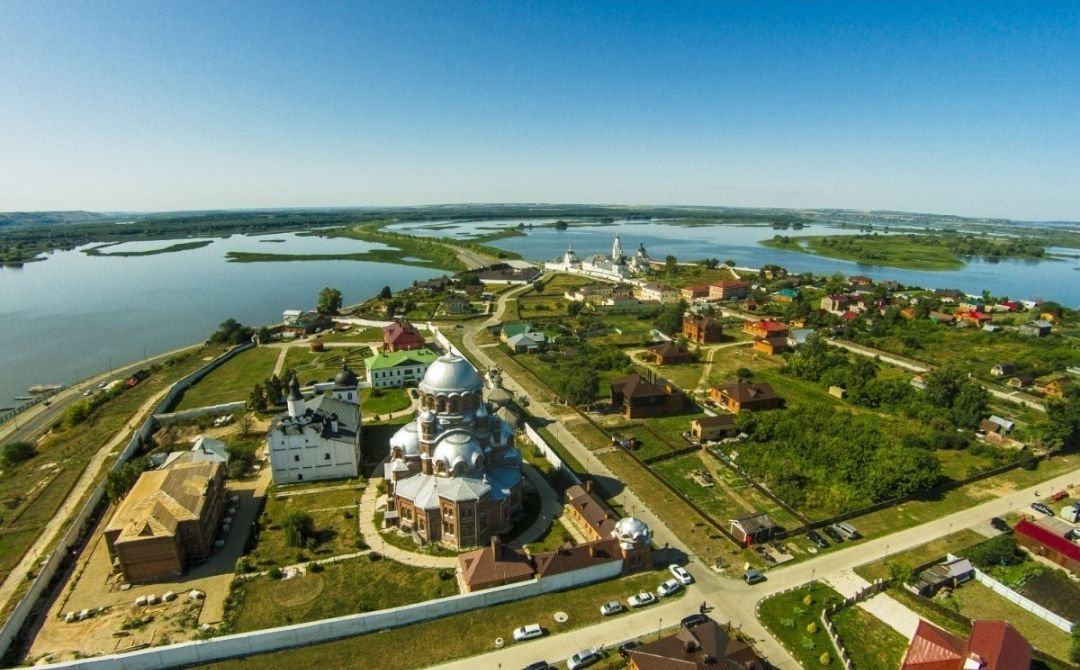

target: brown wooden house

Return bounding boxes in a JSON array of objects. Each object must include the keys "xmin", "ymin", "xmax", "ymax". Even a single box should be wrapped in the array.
[{"xmin": 611, "ymin": 373, "xmax": 689, "ymax": 419}]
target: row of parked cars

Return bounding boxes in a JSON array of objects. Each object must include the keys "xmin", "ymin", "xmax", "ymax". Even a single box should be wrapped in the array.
[
  {"xmin": 518, "ymin": 565, "xmax": 695, "ymax": 670},
  {"xmin": 806, "ymin": 521, "xmax": 861, "ymax": 549}
]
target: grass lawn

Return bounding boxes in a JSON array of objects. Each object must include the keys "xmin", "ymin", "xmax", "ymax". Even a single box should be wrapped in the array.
[
  {"xmin": 202, "ymin": 570, "xmax": 678, "ymax": 670},
  {"xmin": 359, "ymin": 387, "xmax": 412, "ymax": 417},
  {"xmin": 230, "ymin": 555, "xmax": 460, "ymax": 632},
  {"xmin": 594, "ymin": 449, "xmax": 734, "ymax": 566},
  {"xmin": 176, "ymin": 347, "xmax": 281, "ymax": 410},
  {"xmin": 0, "ymin": 345, "xmax": 230, "ymax": 584},
  {"xmin": 947, "ymin": 581, "xmax": 1073, "ymax": 659},
  {"xmin": 653, "ymin": 454, "xmax": 803, "ymax": 531},
  {"xmin": 282, "ymin": 346, "xmax": 370, "ymax": 386},
  {"xmin": 309, "ymin": 327, "xmax": 381, "ymax": 343},
  {"xmin": 830, "ymin": 606, "xmax": 909, "ymax": 669},
  {"xmin": 854, "ymin": 529, "xmax": 986, "ymax": 582},
  {"xmin": 251, "ymin": 488, "xmax": 362, "ymax": 567},
  {"xmin": 525, "ymin": 517, "xmax": 575, "ymax": 554},
  {"xmin": 757, "ymin": 581, "xmax": 845, "ymax": 669}
]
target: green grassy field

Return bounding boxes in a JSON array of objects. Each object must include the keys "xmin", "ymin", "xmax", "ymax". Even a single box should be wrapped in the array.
[
  {"xmin": 250, "ymin": 487, "xmax": 362, "ymax": 567},
  {"xmin": 230, "ymin": 556, "xmax": 459, "ymax": 632},
  {"xmin": 176, "ymin": 347, "xmax": 281, "ymax": 409},
  {"xmin": 201, "ymin": 570, "xmax": 679, "ymax": 670},
  {"xmin": 830, "ymin": 606, "xmax": 909, "ymax": 669},
  {"xmin": 757, "ymin": 582, "xmax": 845, "ymax": 669},
  {"xmin": 654, "ymin": 453, "xmax": 802, "ymax": 527},
  {"xmin": 359, "ymin": 387, "xmax": 412, "ymax": 417},
  {"xmin": 282, "ymin": 346, "xmax": 370, "ymax": 385}
]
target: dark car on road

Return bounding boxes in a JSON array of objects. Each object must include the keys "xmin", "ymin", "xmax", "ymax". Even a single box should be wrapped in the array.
[
  {"xmin": 989, "ymin": 517, "xmax": 1011, "ymax": 533},
  {"xmin": 822, "ymin": 525, "xmax": 844, "ymax": 543},
  {"xmin": 521, "ymin": 663, "xmax": 551, "ymax": 670},
  {"xmin": 681, "ymin": 613, "xmax": 708, "ymax": 628},
  {"xmin": 618, "ymin": 641, "xmax": 641, "ymax": 658},
  {"xmin": 1031, "ymin": 502, "xmax": 1054, "ymax": 517},
  {"xmin": 806, "ymin": 530, "xmax": 829, "ymax": 549}
]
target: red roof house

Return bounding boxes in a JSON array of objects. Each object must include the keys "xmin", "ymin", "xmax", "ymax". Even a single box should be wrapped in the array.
[
  {"xmin": 382, "ymin": 319, "xmax": 426, "ymax": 352},
  {"xmin": 1014, "ymin": 517, "xmax": 1080, "ymax": 573},
  {"xmin": 742, "ymin": 319, "xmax": 789, "ymax": 339},
  {"xmin": 901, "ymin": 620, "xmax": 1031, "ymax": 670}
]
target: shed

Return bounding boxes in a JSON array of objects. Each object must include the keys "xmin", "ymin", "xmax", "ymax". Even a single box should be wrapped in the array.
[{"xmin": 729, "ymin": 512, "xmax": 776, "ymax": 546}]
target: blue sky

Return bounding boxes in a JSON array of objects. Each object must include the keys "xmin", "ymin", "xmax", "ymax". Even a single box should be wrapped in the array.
[{"xmin": 1, "ymin": 1, "xmax": 1077, "ymax": 220}]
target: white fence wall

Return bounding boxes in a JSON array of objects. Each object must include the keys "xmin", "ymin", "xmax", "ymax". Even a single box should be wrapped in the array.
[
  {"xmin": 154, "ymin": 402, "xmax": 246, "ymax": 424},
  {"xmin": 973, "ymin": 568, "xmax": 1074, "ymax": 633},
  {"xmin": 523, "ymin": 424, "xmax": 581, "ymax": 486},
  {"xmin": 39, "ymin": 561, "xmax": 622, "ymax": 669}
]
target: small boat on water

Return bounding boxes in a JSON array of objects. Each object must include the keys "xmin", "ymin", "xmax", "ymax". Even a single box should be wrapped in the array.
[
  {"xmin": 14, "ymin": 396, "xmax": 34, "ymax": 401},
  {"xmin": 28, "ymin": 384, "xmax": 64, "ymax": 394}
]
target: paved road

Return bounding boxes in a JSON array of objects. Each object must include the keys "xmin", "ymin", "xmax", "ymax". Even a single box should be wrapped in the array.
[{"xmin": 0, "ymin": 343, "xmax": 200, "ymax": 445}]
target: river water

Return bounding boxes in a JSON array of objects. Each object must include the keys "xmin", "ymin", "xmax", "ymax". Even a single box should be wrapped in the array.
[
  {"xmin": 0, "ymin": 232, "xmax": 435, "ymax": 405},
  {"xmin": 484, "ymin": 221, "xmax": 1079, "ymax": 304},
  {"xmin": 2, "ymin": 220, "xmax": 1076, "ymax": 407}
]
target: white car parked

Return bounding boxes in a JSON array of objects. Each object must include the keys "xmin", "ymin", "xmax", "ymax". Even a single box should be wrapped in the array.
[
  {"xmin": 513, "ymin": 623, "xmax": 544, "ymax": 641},
  {"xmin": 656, "ymin": 579, "xmax": 682, "ymax": 598},
  {"xmin": 628, "ymin": 591, "xmax": 657, "ymax": 608},
  {"xmin": 599, "ymin": 600, "xmax": 624, "ymax": 616},
  {"xmin": 668, "ymin": 564, "xmax": 694, "ymax": 585}
]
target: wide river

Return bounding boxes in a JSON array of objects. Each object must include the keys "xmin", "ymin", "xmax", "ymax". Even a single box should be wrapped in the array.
[
  {"xmin": 1, "ymin": 219, "xmax": 1076, "ymax": 407},
  {"xmin": 0, "ymin": 232, "xmax": 435, "ymax": 406},
  {"xmin": 389, "ymin": 218, "xmax": 1080, "ymax": 305}
]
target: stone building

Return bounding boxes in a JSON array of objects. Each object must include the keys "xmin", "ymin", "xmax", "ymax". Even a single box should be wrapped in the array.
[
  {"xmin": 104, "ymin": 461, "xmax": 226, "ymax": 583},
  {"xmin": 384, "ymin": 353, "xmax": 523, "ymax": 549}
]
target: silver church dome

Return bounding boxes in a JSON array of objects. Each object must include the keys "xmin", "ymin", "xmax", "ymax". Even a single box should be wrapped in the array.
[
  {"xmin": 431, "ymin": 431, "xmax": 484, "ymax": 474},
  {"xmin": 390, "ymin": 422, "xmax": 421, "ymax": 458},
  {"xmin": 613, "ymin": 517, "xmax": 652, "ymax": 545},
  {"xmin": 419, "ymin": 353, "xmax": 484, "ymax": 395}
]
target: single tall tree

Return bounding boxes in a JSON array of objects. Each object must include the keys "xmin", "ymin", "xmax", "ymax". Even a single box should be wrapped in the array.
[{"xmin": 317, "ymin": 287, "xmax": 343, "ymax": 315}]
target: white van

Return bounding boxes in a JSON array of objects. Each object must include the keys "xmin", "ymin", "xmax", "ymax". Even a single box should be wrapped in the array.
[{"xmin": 835, "ymin": 522, "xmax": 861, "ymax": 540}]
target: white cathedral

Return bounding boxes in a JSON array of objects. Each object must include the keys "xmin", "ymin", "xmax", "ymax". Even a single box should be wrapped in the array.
[{"xmin": 544, "ymin": 234, "xmax": 651, "ymax": 281}]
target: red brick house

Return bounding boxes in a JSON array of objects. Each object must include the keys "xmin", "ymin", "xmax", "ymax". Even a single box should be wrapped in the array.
[
  {"xmin": 382, "ymin": 319, "xmax": 426, "ymax": 352},
  {"xmin": 682, "ymin": 314, "xmax": 723, "ymax": 344}
]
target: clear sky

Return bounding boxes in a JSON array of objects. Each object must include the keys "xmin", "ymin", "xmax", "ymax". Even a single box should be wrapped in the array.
[{"xmin": 1, "ymin": 1, "xmax": 1078, "ymax": 220}]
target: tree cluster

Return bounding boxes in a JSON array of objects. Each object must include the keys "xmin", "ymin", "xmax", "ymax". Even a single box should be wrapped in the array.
[
  {"xmin": 734, "ymin": 405, "xmax": 943, "ymax": 512},
  {"xmin": 0, "ymin": 441, "xmax": 36, "ymax": 467},
  {"xmin": 106, "ymin": 458, "xmax": 151, "ymax": 502},
  {"xmin": 209, "ymin": 319, "xmax": 254, "ymax": 345},
  {"xmin": 282, "ymin": 510, "xmax": 316, "ymax": 548},
  {"xmin": 543, "ymin": 343, "xmax": 630, "ymax": 406}
]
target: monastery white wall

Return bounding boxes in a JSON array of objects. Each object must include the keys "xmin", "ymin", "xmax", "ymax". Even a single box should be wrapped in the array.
[{"xmin": 37, "ymin": 564, "xmax": 621, "ymax": 669}]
